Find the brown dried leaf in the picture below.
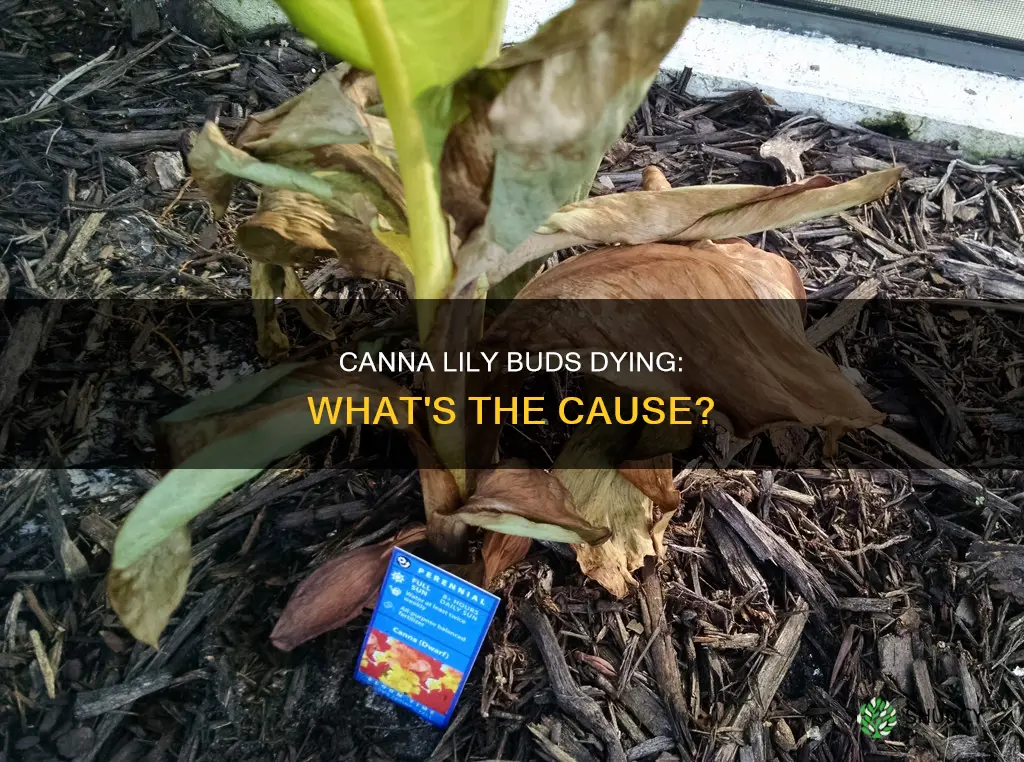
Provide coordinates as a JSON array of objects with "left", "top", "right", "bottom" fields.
[
  {"left": 759, "top": 131, "right": 815, "bottom": 182},
  {"left": 484, "top": 240, "right": 883, "bottom": 440},
  {"left": 271, "top": 525, "right": 426, "bottom": 651},
  {"left": 555, "top": 466, "right": 655, "bottom": 598},
  {"left": 452, "top": 466, "right": 611, "bottom": 545},
  {"left": 440, "top": 79, "right": 497, "bottom": 243},
  {"left": 620, "top": 455, "right": 678, "bottom": 557},
  {"left": 233, "top": 65, "right": 384, "bottom": 157},
  {"left": 250, "top": 262, "right": 291, "bottom": 360},
  {"left": 413, "top": 437, "right": 469, "bottom": 560},
  {"left": 481, "top": 531, "right": 531, "bottom": 587},
  {"left": 539, "top": 168, "right": 901, "bottom": 245},
  {"left": 236, "top": 190, "right": 412, "bottom": 288},
  {"left": 618, "top": 455, "right": 678, "bottom": 512},
  {"left": 459, "top": 168, "right": 902, "bottom": 292},
  {"left": 107, "top": 526, "right": 191, "bottom": 648},
  {"left": 575, "top": 651, "right": 618, "bottom": 678}
]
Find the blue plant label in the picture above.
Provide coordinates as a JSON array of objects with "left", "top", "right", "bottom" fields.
[{"left": 354, "top": 548, "right": 499, "bottom": 727}]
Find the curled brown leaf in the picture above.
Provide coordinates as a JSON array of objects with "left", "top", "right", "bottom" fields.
[
  {"left": 456, "top": 168, "right": 902, "bottom": 293},
  {"left": 555, "top": 466, "right": 656, "bottom": 598},
  {"left": 641, "top": 165, "right": 671, "bottom": 191},
  {"left": 483, "top": 240, "right": 883, "bottom": 440},
  {"left": 271, "top": 526, "right": 426, "bottom": 651},
  {"left": 451, "top": 466, "right": 611, "bottom": 545},
  {"left": 539, "top": 169, "right": 902, "bottom": 245},
  {"left": 481, "top": 531, "right": 532, "bottom": 587}
]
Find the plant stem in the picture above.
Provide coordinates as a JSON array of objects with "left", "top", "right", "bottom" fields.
[{"left": 350, "top": 0, "right": 452, "bottom": 341}]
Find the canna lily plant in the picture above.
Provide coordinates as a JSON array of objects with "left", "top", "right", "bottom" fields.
[{"left": 107, "top": 0, "right": 898, "bottom": 649}]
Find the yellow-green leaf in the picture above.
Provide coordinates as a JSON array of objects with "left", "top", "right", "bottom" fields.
[
  {"left": 274, "top": 0, "right": 507, "bottom": 98},
  {"left": 107, "top": 526, "right": 191, "bottom": 648}
]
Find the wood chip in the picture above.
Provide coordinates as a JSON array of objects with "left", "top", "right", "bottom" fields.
[
  {"left": 707, "top": 489, "right": 837, "bottom": 607},
  {"left": 713, "top": 599, "right": 810, "bottom": 761},
  {"left": 519, "top": 603, "right": 627, "bottom": 762},
  {"left": 879, "top": 632, "right": 914, "bottom": 693},
  {"left": 805, "top": 277, "right": 879, "bottom": 348},
  {"left": 29, "top": 629, "right": 57, "bottom": 699}
]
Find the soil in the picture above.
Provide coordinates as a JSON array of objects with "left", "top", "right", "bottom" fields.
[{"left": 2, "top": 2, "right": 1024, "bottom": 762}]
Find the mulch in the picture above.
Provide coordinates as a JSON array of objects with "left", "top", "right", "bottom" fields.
[{"left": 2, "top": 2, "right": 1024, "bottom": 761}]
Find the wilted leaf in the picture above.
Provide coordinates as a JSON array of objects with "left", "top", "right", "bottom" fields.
[
  {"left": 540, "top": 169, "right": 902, "bottom": 245},
  {"left": 619, "top": 454, "right": 678, "bottom": 557},
  {"left": 251, "top": 262, "right": 291, "bottom": 359},
  {"left": 450, "top": 0, "right": 701, "bottom": 294},
  {"left": 282, "top": 264, "right": 336, "bottom": 340},
  {"left": 477, "top": 168, "right": 902, "bottom": 289},
  {"left": 486, "top": 0, "right": 701, "bottom": 251},
  {"left": 482, "top": 239, "right": 884, "bottom": 440},
  {"left": 547, "top": 424, "right": 674, "bottom": 597},
  {"left": 271, "top": 525, "right": 427, "bottom": 651},
  {"left": 274, "top": 0, "right": 508, "bottom": 321},
  {"left": 107, "top": 526, "right": 191, "bottom": 648},
  {"left": 575, "top": 651, "right": 618, "bottom": 678},
  {"left": 481, "top": 531, "right": 531, "bottom": 587},
  {"left": 641, "top": 165, "right": 672, "bottom": 192},
  {"left": 554, "top": 466, "right": 658, "bottom": 598},
  {"left": 188, "top": 122, "right": 336, "bottom": 219},
  {"left": 439, "top": 76, "right": 500, "bottom": 242},
  {"left": 234, "top": 65, "right": 385, "bottom": 156},
  {"left": 248, "top": 261, "right": 337, "bottom": 359},
  {"left": 238, "top": 190, "right": 413, "bottom": 283},
  {"left": 759, "top": 130, "right": 816, "bottom": 182},
  {"left": 450, "top": 465, "right": 611, "bottom": 545},
  {"left": 190, "top": 106, "right": 413, "bottom": 353},
  {"left": 110, "top": 362, "right": 411, "bottom": 632},
  {"left": 415, "top": 440, "right": 469, "bottom": 559},
  {"left": 189, "top": 91, "right": 410, "bottom": 269},
  {"left": 619, "top": 454, "right": 678, "bottom": 512},
  {"left": 159, "top": 362, "right": 411, "bottom": 465}
]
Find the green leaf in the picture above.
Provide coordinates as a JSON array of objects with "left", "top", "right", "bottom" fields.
[
  {"left": 108, "top": 362, "right": 416, "bottom": 645},
  {"left": 450, "top": 0, "right": 702, "bottom": 295},
  {"left": 112, "top": 363, "right": 411, "bottom": 573},
  {"left": 274, "top": 0, "right": 507, "bottom": 98},
  {"left": 188, "top": 122, "right": 336, "bottom": 217}
]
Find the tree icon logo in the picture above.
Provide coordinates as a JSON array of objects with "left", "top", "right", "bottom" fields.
[{"left": 857, "top": 698, "right": 897, "bottom": 739}]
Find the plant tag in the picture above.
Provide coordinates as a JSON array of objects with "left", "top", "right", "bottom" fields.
[{"left": 354, "top": 548, "right": 499, "bottom": 727}]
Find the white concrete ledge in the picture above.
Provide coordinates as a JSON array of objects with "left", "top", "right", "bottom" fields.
[
  {"left": 505, "top": 0, "right": 1024, "bottom": 159},
  {"left": 194, "top": 0, "right": 1024, "bottom": 158}
]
